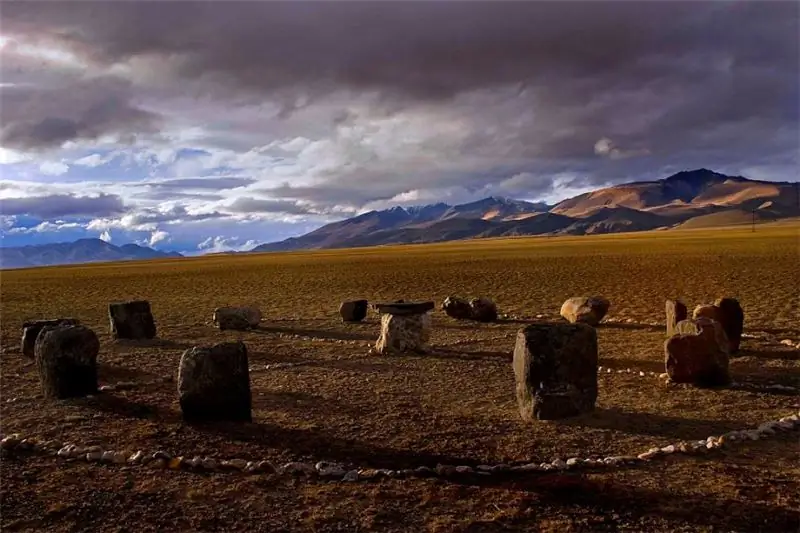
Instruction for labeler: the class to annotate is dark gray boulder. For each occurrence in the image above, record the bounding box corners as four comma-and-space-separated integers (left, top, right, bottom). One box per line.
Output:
470, 297, 498, 322
442, 296, 473, 320
21, 318, 80, 358
35, 325, 99, 399
109, 300, 156, 340
714, 297, 744, 354
513, 323, 598, 420
178, 341, 252, 422
665, 299, 688, 337
339, 300, 368, 322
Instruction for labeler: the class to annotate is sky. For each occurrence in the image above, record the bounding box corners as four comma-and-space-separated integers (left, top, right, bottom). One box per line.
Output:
0, 1, 798, 254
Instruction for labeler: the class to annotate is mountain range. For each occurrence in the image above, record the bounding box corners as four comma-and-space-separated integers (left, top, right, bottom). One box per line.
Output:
0, 239, 183, 269
252, 169, 799, 252
1, 169, 798, 268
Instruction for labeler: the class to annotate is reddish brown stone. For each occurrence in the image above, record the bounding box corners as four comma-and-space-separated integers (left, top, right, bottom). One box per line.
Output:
665, 318, 730, 387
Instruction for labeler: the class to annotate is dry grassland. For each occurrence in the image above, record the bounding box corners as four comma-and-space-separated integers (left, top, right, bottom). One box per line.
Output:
1, 223, 799, 532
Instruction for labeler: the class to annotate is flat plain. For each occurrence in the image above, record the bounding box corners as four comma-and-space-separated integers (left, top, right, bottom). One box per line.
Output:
1, 223, 799, 532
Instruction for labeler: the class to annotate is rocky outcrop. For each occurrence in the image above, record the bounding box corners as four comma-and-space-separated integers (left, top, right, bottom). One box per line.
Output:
560, 296, 610, 326
178, 341, 252, 422
665, 318, 731, 386
21, 318, 80, 358
714, 297, 744, 354
35, 325, 99, 399
108, 300, 156, 340
339, 300, 368, 322
374, 311, 432, 355
665, 299, 688, 337
513, 323, 598, 420
212, 307, 261, 331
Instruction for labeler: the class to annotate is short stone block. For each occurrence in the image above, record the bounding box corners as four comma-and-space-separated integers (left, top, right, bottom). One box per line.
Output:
109, 300, 156, 340
374, 313, 432, 355
35, 325, 99, 399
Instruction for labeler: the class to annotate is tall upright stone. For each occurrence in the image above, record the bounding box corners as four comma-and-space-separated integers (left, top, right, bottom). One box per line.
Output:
178, 341, 252, 422
560, 296, 610, 326
21, 318, 80, 358
665, 318, 730, 387
35, 325, 99, 399
109, 300, 156, 340
665, 299, 688, 337
373, 301, 434, 355
513, 323, 598, 421
714, 297, 744, 354
339, 300, 368, 322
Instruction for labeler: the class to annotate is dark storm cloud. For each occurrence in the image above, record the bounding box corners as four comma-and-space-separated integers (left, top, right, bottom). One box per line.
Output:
0, 193, 125, 218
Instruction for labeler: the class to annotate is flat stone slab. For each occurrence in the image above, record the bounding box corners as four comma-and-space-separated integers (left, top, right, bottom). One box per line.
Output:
372, 301, 435, 316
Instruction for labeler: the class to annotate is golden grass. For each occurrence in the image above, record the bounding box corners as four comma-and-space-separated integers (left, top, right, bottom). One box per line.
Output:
1, 224, 799, 532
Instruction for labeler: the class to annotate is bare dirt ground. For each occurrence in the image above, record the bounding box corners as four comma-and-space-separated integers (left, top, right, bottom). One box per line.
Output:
1, 225, 799, 532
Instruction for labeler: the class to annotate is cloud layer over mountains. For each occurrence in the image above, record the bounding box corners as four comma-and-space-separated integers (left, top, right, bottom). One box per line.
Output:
1, 1, 797, 252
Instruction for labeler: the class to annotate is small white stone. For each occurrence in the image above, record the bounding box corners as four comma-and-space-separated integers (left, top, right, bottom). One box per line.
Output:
57, 446, 72, 458
342, 470, 359, 482
661, 445, 676, 454
597, 366, 603, 372
637, 451, 658, 460
86, 451, 103, 461
639, 371, 645, 377
659, 373, 669, 379
101, 451, 115, 463
566, 458, 581, 466
315, 461, 346, 477
780, 339, 794, 346
128, 451, 144, 463
607, 368, 612, 374
626, 368, 631, 373
551, 459, 567, 470
455, 466, 474, 474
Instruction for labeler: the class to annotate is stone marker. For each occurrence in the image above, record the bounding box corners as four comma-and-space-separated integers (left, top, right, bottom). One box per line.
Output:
108, 300, 156, 340
442, 296, 473, 320
470, 297, 498, 322
665, 299, 688, 337
21, 318, 80, 358
693, 304, 723, 324
339, 300, 368, 322
714, 297, 744, 354
665, 317, 730, 387
35, 325, 99, 399
513, 323, 598, 420
560, 296, 610, 326
373, 301, 434, 355
212, 307, 261, 331
178, 341, 252, 422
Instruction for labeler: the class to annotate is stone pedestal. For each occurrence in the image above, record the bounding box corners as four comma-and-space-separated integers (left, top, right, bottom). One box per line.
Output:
339, 300, 368, 322
373, 302, 434, 355
21, 318, 80, 358
109, 300, 156, 340
178, 341, 252, 422
513, 323, 598, 421
560, 296, 610, 326
35, 325, 99, 399
665, 318, 730, 387
665, 299, 688, 337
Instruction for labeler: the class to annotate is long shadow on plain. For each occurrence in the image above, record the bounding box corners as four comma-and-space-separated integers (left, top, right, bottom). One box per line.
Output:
251, 325, 375, 342
735, 348, 800, 362
554, 406, 745, 440
599, 322, 664, 332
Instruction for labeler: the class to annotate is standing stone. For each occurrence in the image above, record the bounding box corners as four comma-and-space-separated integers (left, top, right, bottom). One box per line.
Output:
339, 300, 368, 322
109, 300, 156, 340
212, 307, 261, 331
714, 297, 744, 354
560, 296, 610, 326
21, 318, 80, 358
442, 296, 474, 320
665, 318, 730, 387
35, 325, 99, 399
470, 298, 498, 322
374, 312, 432, 355
178, 341, 252, 422
665, 299, 688, 337
513, 323, 598, 421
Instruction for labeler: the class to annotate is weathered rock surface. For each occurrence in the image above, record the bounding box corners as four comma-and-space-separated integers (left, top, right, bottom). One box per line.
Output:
35, 325, 99, 399
692, 304, 723, 324
178, 341, 252, 422
109, 300, 156, 340
442, 296, 474, 320
373, 301, 435, 316
212, 307, 261, 331
560, 296, 610, 326
470, 297, 498, 322
513, 323, 598, 420
715, 297, 744, 354
665, 299, 688, 337
21, 318, 80, 358
339, 300, 368, 322
665, 318, 730, 386
374, 312, 432, 355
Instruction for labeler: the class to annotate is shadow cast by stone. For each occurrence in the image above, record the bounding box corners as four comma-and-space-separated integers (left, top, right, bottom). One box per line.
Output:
253, 325, 375, 342
421, 347, 512, 362
600, 322, 664, 332
555, 407, 745, 440
68, 393, 181, 421
98, 363, 162, 383
254, 390, 368, 417
736, 348, 800, 362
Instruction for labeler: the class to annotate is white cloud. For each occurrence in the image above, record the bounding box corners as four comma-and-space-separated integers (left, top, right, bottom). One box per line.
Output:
197, 236, 259, 253
148, 229, 170, 246
39, 161, 70, 176
99, 229, 112, 242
